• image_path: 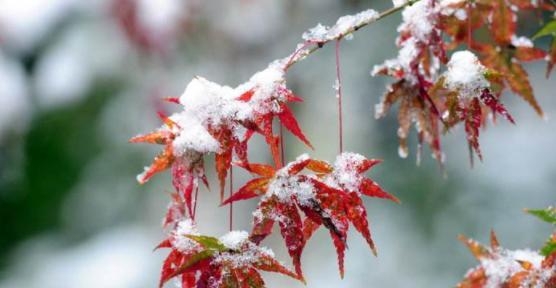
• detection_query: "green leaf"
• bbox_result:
[533,20,556,40]
[540,236,556,256]
[186,235,228,251]
[525,207,556,225]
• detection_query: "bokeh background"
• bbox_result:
[0,0,554,287]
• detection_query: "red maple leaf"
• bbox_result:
[222,153,399,277]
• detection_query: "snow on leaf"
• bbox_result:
[444,51,489,100]
[158,228,302,288]
[224,153,397,277]
[458,231,556,288]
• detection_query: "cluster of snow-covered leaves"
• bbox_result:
[458,231,556,288]
[221,152,399,278]
[128,2,556,286]
[459,208,556,287]
[155,219,303,288]
[130,63,313,217]
[372,0,555,165]
[430,51,515,161]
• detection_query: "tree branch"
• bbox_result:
[281,0,420,71]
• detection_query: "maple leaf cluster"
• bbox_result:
[458,208,556,287]
[131,59,397,286]
[130,65,311,218]
[156,221,303,288]
[373,0,555,165]
[458,231,556,288]
[223,153,399,278]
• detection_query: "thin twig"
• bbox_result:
[229,168,234,231]
[282,0,420,71]
[335,40,344,153]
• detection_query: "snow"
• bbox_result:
[444,50,489,99]
[266,154,316,206]
[302,9,379,42]
[178,77,249,127]
[164,65,287,158]
[171,113,221,155]
[213,231,277,269]
[398,38,420,74]
[238,65,287,115]
[325,152,367,192]
[134,63,295,182]
[398,0,435,42]
[373,0,468,84]
[171,219,201,252]
[372,0,439,84]
[478,249,546,288]
[511,35,534,48]
[219,231,249,250]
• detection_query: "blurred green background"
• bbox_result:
[0,0,554,287]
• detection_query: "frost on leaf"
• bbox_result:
[223,153,398,278]
[458,231,556,288]
[131,64,312,209]
[157,224,303,288]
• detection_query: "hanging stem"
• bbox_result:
[192,186,199,220]
[335,40,344,153]
[229,168,234,231]
[280,124,286,165]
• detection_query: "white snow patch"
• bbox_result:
[444,50,489,99]
[511,35,534,48]
[219,231,249,250]
[479,249,544,288]
[302,9,379,42]
[266,154,316,206]
[325,152,367,192]
[171,218,200,252]
[398,0,434,42]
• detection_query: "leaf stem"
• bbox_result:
[280,124,286,165]
[229,167,234,231]
[335,40,344,153]
[193,186,199,220]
